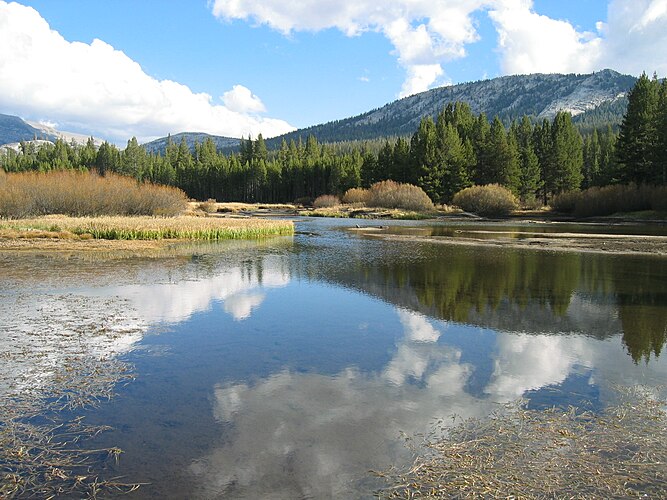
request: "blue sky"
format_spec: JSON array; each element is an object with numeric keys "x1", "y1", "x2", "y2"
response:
[{"x1": 1, "y1": 0, "x2": 666, "y2": 144}]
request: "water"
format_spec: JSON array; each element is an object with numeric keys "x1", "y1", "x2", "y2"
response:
[{"x1": 1, "y1": 217, "x2": 666, "y2": 498}]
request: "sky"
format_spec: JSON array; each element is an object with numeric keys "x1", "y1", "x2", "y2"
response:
[{"x1": 0, "y1": 0, "x2": 666, "y2": 145}]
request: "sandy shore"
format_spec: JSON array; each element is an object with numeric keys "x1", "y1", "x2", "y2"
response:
[{"x1": 355, "y1": 229, "x2": 667, "y2": 256}]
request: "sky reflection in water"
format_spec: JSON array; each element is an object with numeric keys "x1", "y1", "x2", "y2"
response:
[{"x1": 2, "y1": 218, "x2": 665, "y2": 498}]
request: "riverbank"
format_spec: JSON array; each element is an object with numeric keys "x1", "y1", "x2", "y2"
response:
[
  {"x1": 0, "y1": 214, "x2": 294, "y2": 251},
  {"x1": 353, "y1": 225, "x2": 667, "y2": 257}
]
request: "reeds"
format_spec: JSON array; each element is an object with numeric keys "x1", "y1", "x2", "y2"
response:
[
  {"x1": 375, "y1": 389, "x2": 667, "y2": 499},
  {"x1": 0, "y1": 170, "x2": 188, "y2": 218},
  {"x1": 0, "y1": 215, "x2": 294, "y2": 241}
]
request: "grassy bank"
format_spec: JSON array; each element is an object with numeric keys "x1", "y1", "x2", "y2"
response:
[{"x1": 0, "y1": 215, "x2": 294, "y2": 241}]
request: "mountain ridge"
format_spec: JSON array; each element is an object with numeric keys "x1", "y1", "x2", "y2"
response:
[
  {"x1": 265, "y1": 69, "x2": 635, "y2": 146},
  {"x1": 2, "y1": 70, "x2": 637, "y2": 155}
]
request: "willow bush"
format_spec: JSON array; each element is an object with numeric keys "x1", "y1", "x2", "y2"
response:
[
  {"x1": 343, "y1": 181, "x2": 434, "y2": 211},
  {"x1": 313, "y1": 194, "x2": 340, "y2": 208},
  {"x1": 0, "y1": 171, "x2": 188, "y2": 218},
  {"x1": 552, "y1": 184, "x2": 667, "y2": 217},
  {"x1": 452, "y1": 184, "x2": 518, "y2": 216}
]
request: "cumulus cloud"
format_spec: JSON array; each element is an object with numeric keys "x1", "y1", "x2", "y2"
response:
[
  {"x1": 489, "y1": 0, "x2": 667, "y2": 76},
  {"x1": 221, "y1": 85, "x2": 267, "y2": 113},
  {"x1": 211, "y1": 0, "x2": 485, "y2": 97},
  {"x1": 598, "y1": 0, "x2": 667, "y2": 75},
  {"x1": 488, "y1": 0, "x2": 602, "y2": 75},
  {"x1": 212, "y1": 0, "x2": 667, "y2": 102},
  {"x1": 0, "y1": 1, "x2": 294, "y2": 143}
]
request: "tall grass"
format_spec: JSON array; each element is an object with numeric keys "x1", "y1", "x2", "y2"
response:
[
  {"x1": 452, "y1": 184, "x2": 519, "y2": 216},
  {"x1": 342, "y1": 181, "x2": 434, "y2": 211},
  {"x1": 552, "y1": 184, "x2": 667, "y2": 217},
  {"x1": 0, "y1": 216, "x2": 294, "y2": 241},
  {"x1": 0, "y1": 171, "x2": 188, "y2": 218}
]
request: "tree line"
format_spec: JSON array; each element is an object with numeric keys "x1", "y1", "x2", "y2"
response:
[{"x1": 1, "y1": 73, "x2": 664, "y2": 204}]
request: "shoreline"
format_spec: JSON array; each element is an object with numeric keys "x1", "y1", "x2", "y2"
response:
[{"x1": 354, "y1": 230, "x2": 667, "y2": 257}]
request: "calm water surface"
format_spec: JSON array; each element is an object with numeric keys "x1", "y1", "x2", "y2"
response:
[{"x1": 1, "y1": 217, "x2": 666, "y2": 498}]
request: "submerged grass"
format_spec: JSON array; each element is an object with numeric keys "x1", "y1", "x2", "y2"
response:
[
  {"x1": 0, "y1": 294, "x2": 147, "y2": 498},
  {"x1": 0, "y1": 215, "x2": 294, "y2": 241},
  {"x1": 375, "y1": 388, "x2": 667, "y2": 499}
]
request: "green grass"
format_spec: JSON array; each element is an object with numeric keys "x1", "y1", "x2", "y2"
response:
[{"x1": 0, "y1": 216, "x2": 294, "y2": 241}]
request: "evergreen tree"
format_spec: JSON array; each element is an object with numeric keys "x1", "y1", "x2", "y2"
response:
[
  {"x1": 550, "y1": 112, "x2": 583, "y2": 195},
  {"x1": 471, "y1": 113, "x2": 491, "y2": 184},
  {"x1": 391, "y1": 137, "x2": 411, "y2": 183},
  {"x1": 616, "y1": 72, "x2": 659, "y2": 184},
  {"x1": 513, "y1": 117, "x2": 541, "y2": 203},
  {"x1": 653, "y1": 79, "x2": 667, "y2": 184}
]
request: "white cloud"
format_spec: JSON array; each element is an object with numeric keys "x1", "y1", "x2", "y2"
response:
[
  {"x1": 488, "y1": 0, "x2": 602, "y2": 75},
  {"x1": 213, "y1": 0, "x2": 667, "y2": 103},
  {"x1": 221, "y1": 85, "x2": 267, "y2": 113},
  {"x1": 211, "y1": 0, "x2": 485, "y2": 97},
  {"x1": 598, "y1": 0, "x2": 667, "y2": 75},
  {"x1": 0, "y1": 1, "x2": 294, "y2": 143},
  {"x1": 488, "y1": 0, "x2": 667, "y2": 77}
]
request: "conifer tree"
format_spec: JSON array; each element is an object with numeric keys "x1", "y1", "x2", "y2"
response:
[
  {"x1": 616, "y1": 72, "x2": 659, "y2": 184},
  {"x1": 513, "y1": 117, "x2": 541, "y2": 203},
  {"x1": 653, "y1": 79, "x2": 667, "y2": 184},
  {"x1": 550, "y1": 112, "x2": 583, "y2": 194}
]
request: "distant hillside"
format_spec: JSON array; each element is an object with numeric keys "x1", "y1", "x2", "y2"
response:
[
  {"x1": 0, "y1": 113, "x2": 103, "y2": 148},
  {"x1": 141, "y1": 132, "x2": 240, "y2": 155},
  {"x1": 0, "y1": 113, "x2": 56, "y2": 145},
  {"x1": 266, "y1": 69, "x2": 635, "y2": 146}
]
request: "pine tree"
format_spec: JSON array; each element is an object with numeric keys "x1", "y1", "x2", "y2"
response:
[
  {"x1": 471, "y1": 113, "x2": 491, "y2": 184},
  {"x1": 616, "y1": 72, "x2": 659, "y2": 184},
  {"x1": 550, "y1": 112, "x2": 583, "y2": 194},
  {"x1": 513, "y1": 117, "x2": 541, "y2": 204},
  {"x1": 653, "y1": 79, "x2": 667, "y2": 184},
  {"x1": 391, "y1": 137, "x2": 411, "y2": 183},
  {"x1": 410, "y1": 116, "x2": 438, "y2": 190}
]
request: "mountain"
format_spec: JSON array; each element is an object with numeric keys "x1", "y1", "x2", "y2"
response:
[
  {"x1": 141, "y1": 132, "x2": 240, "y2": 155},
  {"x1": 266, "y1": 69, "x2": 636, "y2": 146},
  {"x1": 0, "y1": 113, "x2": 55, "y2": 145},
  {"x1": 0, "y1": 113, "x2": 103, "y2": 149}
]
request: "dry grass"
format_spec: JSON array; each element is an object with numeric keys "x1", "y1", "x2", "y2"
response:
[
  {"x1": 375, "y1": 389, "x2": 667, "y2": 499},
  {"x1": 0, "y1": 294, "x2": 147, "y2": 498},
  {"x1": 0, "y1": 215, "x2": 294, "y2": 241},
  {"x1": 0, "y1": 171, "x2": 188, "y2": 218}
]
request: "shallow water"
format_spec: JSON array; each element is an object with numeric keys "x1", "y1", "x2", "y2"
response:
[{"x1": 1, "y1": 217, "x2": 666, "y2": 498}]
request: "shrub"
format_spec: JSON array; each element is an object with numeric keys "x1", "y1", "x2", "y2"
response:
[
  {"x1": 313, "y1": 194, "x2": 340, "y2": 208},
  {"x1": 366, "y1": 180, "x2": 434, "y2": 211},
  {"x1": 198, "y1": 199, "x2": 218, "y2": 213},
  {"x1": 452, "y1": 184, "x2": 518, "y2": 216},
  {"x1": 0, "y1": 171, "x2": 188, "y2": 218},
  {"x1": 552, "y1": 184, "x2": 664, "y2": 217},
  {"x1": 550, "y1": 190, "x2": 581, "y2": 213},
  {"x1": 342, "y1": 187, "x2": 370, "y2": 205}
]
